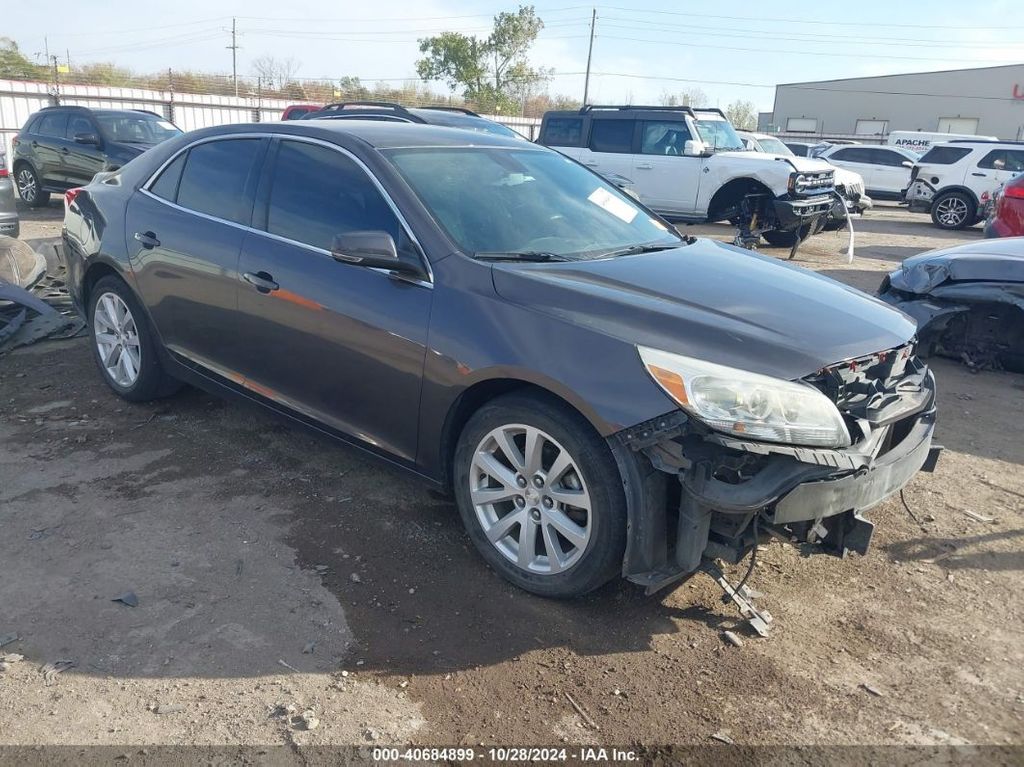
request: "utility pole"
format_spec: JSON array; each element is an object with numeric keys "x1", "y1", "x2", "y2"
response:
[
  {"x1": 582, "y1": 8, "x2": 596, "y2": 106},
  {"x1": 227, "y1": 17, "x2": 239, "y2": 97}
]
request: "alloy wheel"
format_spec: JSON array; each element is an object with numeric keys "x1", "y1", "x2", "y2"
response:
[
  {"x1": 16, "y1": 168, "x2": 36, "y2": 204},
  {"x1": 469, "y1": 424, "x2": 592, "y2": 575},
  {"x1": 936, "y1": 196, "x2": 969, "y2": 227},
  {"x1": 93, "y1": 292, "x2": 142, "y2": 387}
]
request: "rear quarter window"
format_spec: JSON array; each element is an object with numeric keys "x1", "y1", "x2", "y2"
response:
[
  {"x1": 541, "y1": 117, "x2": 584, "y2": 147},
  {"x1": 918, "y1": 146, "x2": 972, "y2": 165}
]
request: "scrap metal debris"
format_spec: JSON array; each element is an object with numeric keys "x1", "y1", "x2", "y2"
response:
[
  {"x1": 0, "y1": 237, "x2": 85, "y2": 354},
  {"x1": 111, "y1": 591, "x2": 140, "y2": 608},
  {"x1": 41, "y1": 659, "x2": 76, "y2": 686},
  {"x1": 702, "y1": 560, "x2": 773, "y2": 637}
]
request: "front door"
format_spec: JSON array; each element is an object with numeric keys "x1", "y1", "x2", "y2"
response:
[
  {"x1": 233, "y1": 138, "x2": 432, "y2": 463},
  {"x1": 63, "y1": 113, "x2": 106, "y2": 186},
  {"x1": 870, "y1": 148, "x2": 914, "y2": 195},
  {"x1": 633, "y1": 120, "x2": 703, "y2": 216},
  {"x1": 126, "y1": 137, "x2": 267, "y2": 372}
]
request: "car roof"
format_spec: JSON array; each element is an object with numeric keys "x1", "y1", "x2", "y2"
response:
[{"x1": 198, "y1": 120, "x2": 531, "y2": 150}]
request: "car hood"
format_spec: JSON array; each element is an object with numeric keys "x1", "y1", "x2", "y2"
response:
[
  {"x1": 711, "y1": 150, "x2": 834, "y2": 174},
  {"x1": 888, "y1": 238, "x2": 1024, "y2": 294},
  {"x1": 491, "y1": 239, "x2": 916, "y2": 381}
]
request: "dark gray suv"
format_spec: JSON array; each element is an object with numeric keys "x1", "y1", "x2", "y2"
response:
[
  {"x1": 12, "y1": 106, "x2": 181, "y2": 207},
  {"x1": 62, "y1": 121, "x2": 940, "y2": 598}
]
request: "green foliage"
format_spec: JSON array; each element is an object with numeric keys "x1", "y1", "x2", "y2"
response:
[
  {"x1": 416, "y1": 5, "x2": 548, "y2": 113},
  {"x1": 0, "y1": 37, "x2": 46, "y2": 80}
]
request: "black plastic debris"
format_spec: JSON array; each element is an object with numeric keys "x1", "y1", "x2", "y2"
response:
[{"x1": 111, "y1": 591, "x2": 139, "y2": 608}]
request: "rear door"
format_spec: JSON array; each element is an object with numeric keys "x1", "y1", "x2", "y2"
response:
[
  {"x1": 577, "y1": 116, "x2": 636, "y2": 182},
  {"x1": 974, "y1": 149, "x2": 1024, "y2": 197},
  {"x1": 233, "y1": 137, "x2": 432, "y2": 462},
  {"x1": 633, "y1": 119, "x2": 702, "y2": 216},
  {"x1": 64, "y1": 113, "x2": 105, "y2": 186},
  {"x1": 126, "y1": 136, "x2": 267, "y2": 372}
]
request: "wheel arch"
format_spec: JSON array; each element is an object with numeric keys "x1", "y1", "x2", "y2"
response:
[
  {"x1": 931, "y1": 185, "x2": 980, "y2": 210},
  {"x1": 438, "y1": 377, "x2": 607, "y2": 491},
  {"x1": 81, "y1": 260, "x2": 128, "y2": 309},
  {"x1": 706, "y1": 177, "x2": 774, "y2": 222}
]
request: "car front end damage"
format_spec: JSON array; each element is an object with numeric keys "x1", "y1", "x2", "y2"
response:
[
  {"x1": 609, "y1": 342, "x2": 941, "y2": 595},
  {"x1": 731, "y1": 169, "x2": 835, "y2": 251}
]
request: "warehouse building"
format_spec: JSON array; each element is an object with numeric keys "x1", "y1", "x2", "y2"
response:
[{"x1": 764, "y1": 63, "x2": 1024, "y2": 141}]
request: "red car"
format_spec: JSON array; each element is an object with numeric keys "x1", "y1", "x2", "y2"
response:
[
  {"x1": 985, "y1": 172, "x2": 1024, "y2": 238},
  {"x1": 280, "y1": 104, "x2": 321, "y2": 121}
]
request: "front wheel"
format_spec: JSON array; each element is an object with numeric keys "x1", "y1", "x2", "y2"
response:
[
  {"x1": 931, "y1": 191, "x2": 976, "y2": 230},
  {"x1": 453, "y1": 393, "x2": 627, "y2": 598}
]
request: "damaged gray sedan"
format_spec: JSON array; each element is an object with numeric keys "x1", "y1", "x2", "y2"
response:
[
  {"x1": 63, "y1": 121, "x2": 940, "y2": 601},
  {"x1": 879, "y1": 238, "x2": 1024, "y2": 372}
]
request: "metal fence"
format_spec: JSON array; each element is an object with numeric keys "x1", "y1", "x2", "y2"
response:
[{"x1": 0, "y1": 75, "x2": 542, "y2": 160}]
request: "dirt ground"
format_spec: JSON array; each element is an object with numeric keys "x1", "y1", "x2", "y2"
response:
[{"x1": 1, "y1": 201, "x2": 1021, "y2": 751}]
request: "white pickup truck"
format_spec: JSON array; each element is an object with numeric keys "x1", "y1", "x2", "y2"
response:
[{"x1": 538, "y1": 105, "x2": 836, "y2": 246}]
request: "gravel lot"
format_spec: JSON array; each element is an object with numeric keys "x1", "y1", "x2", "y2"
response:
[{"x1": 1, "y1": 201, "x2": 1021, "y2": 749}]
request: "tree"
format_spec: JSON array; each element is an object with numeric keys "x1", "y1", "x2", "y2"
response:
[
  {"x1": 725, "y1": 99, "x2": 757, "y2": 130},
  {"x1": 658, "y1": 87, "x2": 708, "y2": 108},
  {"x1": 0, "y1": 37, "x2": 46, "y2": 80},
  {"x1": 251, "y1": 55, "x2": 300, "y2": 91},
  {"x1": 416, "y1": 5, "x2": 548, "y2": 113}
]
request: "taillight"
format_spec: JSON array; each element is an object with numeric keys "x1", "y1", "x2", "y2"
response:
[
  {"x1": 0, "y1": 168, "x2": 7, "y2": 178},
  {"x1": 1004, "y1": 177, "x2": 1024, "y2": 200},
  {"x1": 64, "y1": 188, "x2": 83, "y2": 207}
]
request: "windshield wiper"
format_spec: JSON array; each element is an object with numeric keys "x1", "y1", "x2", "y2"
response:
[
  {"x1": 473, "y1": 251, "x2": 568, "y2": 262},
  {"x1": 595, "y1": 242, "x2": 684, "y2": 259}
]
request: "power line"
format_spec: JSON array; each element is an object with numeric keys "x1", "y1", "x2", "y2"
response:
[{"x1": 595, "y1": 5, "x2": 1024, "y2": 30}]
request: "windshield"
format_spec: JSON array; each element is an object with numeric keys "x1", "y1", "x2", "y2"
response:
[
  {"x1": 385, "y1": 147, "x2": 682, "y2": 259},
  {"x1": 95, "y1": 114, "x2": 181, "y2": 144},
  {"x1": 757, "y1": 136, "x2": 793, "y2": 156},
  {"x1": 693, "y1": 117, "x2": 744, "y2": 152}
]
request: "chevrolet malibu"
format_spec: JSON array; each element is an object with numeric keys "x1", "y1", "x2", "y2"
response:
[{"x1": 62, "y1": 122, "x2": 940, "y2": 598}]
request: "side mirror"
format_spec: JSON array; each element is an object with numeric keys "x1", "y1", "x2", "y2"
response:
[
  {"x1": 330, "y1": 231, "x2": 422, "y2": 275},
  {"x1": 901, "y1": 160, "x2": 914, "y2": 168},
  {"x1": 74, "y1": 132, "x2": 101, "y2": 146},
  {"x1": 683, "y1": 140, "x2": 704, "y2": 157}
]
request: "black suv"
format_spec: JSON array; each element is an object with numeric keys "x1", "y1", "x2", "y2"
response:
[
  {"x1": 304, "y1": 101, "x2": 525, "y2": 140},
  {"x1": 12, "y1": 106, "x2": 182, "y2": 207}
]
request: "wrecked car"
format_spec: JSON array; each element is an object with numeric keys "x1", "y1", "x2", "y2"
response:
[
  {"x1": 62, "y1": 121, "x2": 939, "y2": 599},
  {"x1": 879, "y1": 238, "x2": 1024, "y2": 372}
]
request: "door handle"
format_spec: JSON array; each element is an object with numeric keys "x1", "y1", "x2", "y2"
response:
[
  {"x1": 60, "y1": 147, "x2": 70, "y2": 155},
  {"x1": 636, "y1": 162, "x2": 653, "y2": 169},
  {"x1": 971, "y1": 172, "x2": 987, "y2": 177},
  {"x1": 133, "y1": 231, "x2": 160, "y2": 249},
  {"x1": 31, "y1": 141, "x2": 39, "y2": 149},
  {"x1": 243, "y1": 271, "x2": 279, "y2": 293}
]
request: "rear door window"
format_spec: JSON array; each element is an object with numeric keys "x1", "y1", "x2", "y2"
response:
[
  {"x1": 588, "y1": 120, "x2": 634, "y2": 154},
  {"x1": 37, "y1": 112, "x2": 69, "y2": 139},
  {"x1": 263, "y1": 140, "x2": 401, "y2": 251},
  {"x1": 978, "y1": 149, "x2": 1024, "y2": 172},
  {"x1": 541, "y1": 117, "x2": 584, "y2": 147},
  {"x1": 176, "y1": 139, "x2": 263, "y2": 225},
  {"x1": 66, "y1": 115, "x2": 94, "y2": 140}
]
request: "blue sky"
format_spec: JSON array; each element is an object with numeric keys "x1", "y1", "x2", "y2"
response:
[{"x1": 6, "y1": 1, "x2": 1022, "y2": 110}]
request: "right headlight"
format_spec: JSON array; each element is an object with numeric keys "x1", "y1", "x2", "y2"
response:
[{"x1": 638, "y1": 346, "x2": 851, "y2": 448}]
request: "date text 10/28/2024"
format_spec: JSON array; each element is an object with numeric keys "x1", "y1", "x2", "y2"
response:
[{"x1": 371, "y1": 747, "x2": 640, "y2": 762}]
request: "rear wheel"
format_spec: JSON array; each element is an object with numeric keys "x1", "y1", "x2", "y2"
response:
[
  {"x1": 453, "y1": 393, "x2": 627, "y2": 598},
  {"x1": 931, "y1": 191, "x2": 976, "y2": 230},
  {"x1": 88, "y1": 276, "x2": 180, "y2": 401},
  {"x1": 14, "y1": 164, "x2": 50, "y2": 208}
]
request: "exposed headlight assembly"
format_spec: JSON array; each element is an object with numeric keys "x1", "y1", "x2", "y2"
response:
[{"x1": 638, "y1": 346, "x2": 851, "y2": 448}]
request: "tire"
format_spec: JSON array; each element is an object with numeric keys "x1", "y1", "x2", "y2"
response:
[
  {"x1": 88, "y1": 275, "x2": 180, "y2": 401},
  {"x1": 453, "y1": 392, "x2": 627, "y2": 598},
  {"x1": 931, "y1": 191, "x2": 976, "y2": 230},
  {"x1": 14, "y1": 164, "x2": 50, "y2": 208}
]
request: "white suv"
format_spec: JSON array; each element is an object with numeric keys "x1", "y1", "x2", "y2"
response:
[
  {"x1": 538, "y1": 106, "x2": 835, "y2": 246},
  {"x1": 904, "y1": 141, "x2": 1024, "y2": 229}
]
